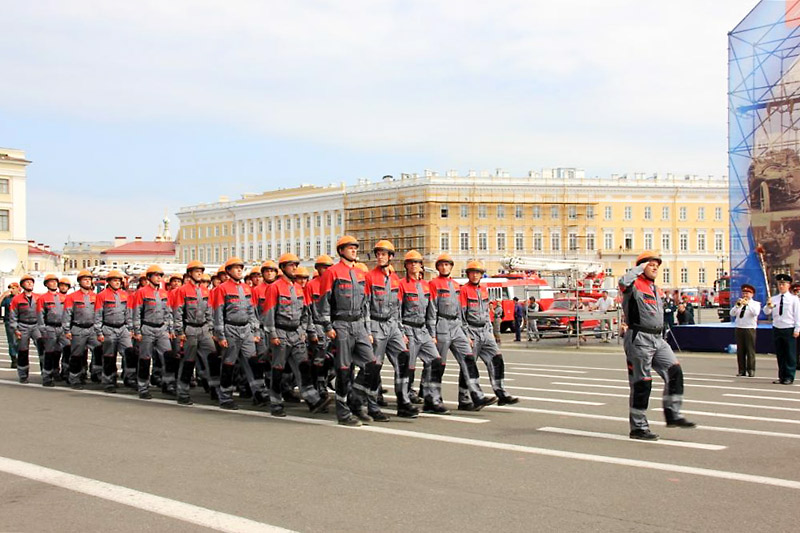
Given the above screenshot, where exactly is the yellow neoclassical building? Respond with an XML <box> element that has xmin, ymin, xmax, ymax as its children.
<box><xmin>178</xmin><ymin>169</ymin><xmax>729</xmax><ymax>290</ymax></box>
<box><xmin>0</xmin><ymin>148</ymin><xmax>30</xmax><ymax>275</ymax></box>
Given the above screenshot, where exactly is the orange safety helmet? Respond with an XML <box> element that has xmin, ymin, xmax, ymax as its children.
<box><xmin>354</xmin><ymin>262</ymin><xmax>369</xmax><ymax>272</ymax></box>
<box><xmin>248</xmin><ymin>267</ymin><xmax>261</xmax><ymax>278</ymax></box>
<box><xmin>217</xmin><ymin>265</ymin><xmax>226</xmax><ymax>275</ymax></box>
<box><xmin>44</xmin><ymin>274</ymin><xmax>59</xmax><ymax>282</ymax></box>
<box><xmin>295</xmin><ymin>266</ymin><xmax>310</xmax><ymax>278</ymax></box>
<box><xmin>186</xmin><ymin>260</ymin><xmax>205</xmax><ymax>272</ymax></box>
<box><xmin>465</xmin><ymin>260</ymin><xmax>485</xmax><ymax>272</ymax></box>
<box><xmin>168</xmin><ymin>273</ymin><xmax>183</xmax><ymax>282</ymax></box>
<box><xmin>77</xmin><ymin>269</ymin><xmax>94</xmax><ymax>280</ymax></box>
<box><xmin>201</xmin><ymin>273</ymin><xmax>212</xmax><ymax>282</ymax></box>
<box><xmin>435</xmin><ymin>253</ymin><xmax>454</xmax><ymax>266</ymax></box>
<box><xmin>373</xmin><ymin>240</ymin><xmax>395</xmax><ymax>255</ymax></box>
<box><xmin>278</xmin><ymin>253</ymin><xmax>300</xmax><ymax>266</ymax></box>
<box><xmin>224</xmin><ymin>257</ymin><xmax>244</xmax><ymax>270</ymax></box>
<box><xmin>145</xmin><ymin>265</ymin><xmax>164</xmax><ymax>277</ymax></box>
<box><xmin>58</xmin><ymin>277</ymin><xmax>71</xmax><ymax>285</ymax></box>
<box><xmin>336</xmin><ymin>235</ymin><xmax>359</xmax><ymax>250</ymax></box>
<box><xmin>404</xmin><ymin>250</ymin><xmax>423</xmax><ymax>263</ymax></box>
<box><xmin>314</xmin><ymin>254</ymin><xmax>334</xmax><ymax>267</ymax></box>
<box><xmin>635</xmin><ymin>251</ymin><xmax>662</xmax><ymax>266</ymax></box>
<box><xmin>20</xmin><ymin>274</ymin><xmax>34</xmax><ymax>283</ymax></box>
<box><xmin>106</xmin><ymin>270</ymin><xmax>124</xmax><ymax>280</ymax></box>
<box><xmin>261</xmin><ymin>260</ymin><xmax>278</xmax><ymax>272</ymax></box>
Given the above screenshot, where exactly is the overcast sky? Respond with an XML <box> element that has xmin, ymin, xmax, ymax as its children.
<box><xmin>0</xmin><ymin>0</ymin><xmax>757</xmax><ymax>248</ymax></box>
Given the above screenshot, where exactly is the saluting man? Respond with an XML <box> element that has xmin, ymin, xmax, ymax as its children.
<box><xmin>763</xmin><ymin>273</ymin><xmax>800</xmax><ymax>385</ymax></box>
<box><xmin>620</xmin><ymin>251</ymin><xmax>695</xmax><ymax>441</ymax></box>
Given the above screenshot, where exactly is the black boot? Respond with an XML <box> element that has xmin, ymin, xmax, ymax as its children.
<box><xmin>10</xmin><ymin>355</ymin><xmax>17</xmax><ymax>369</ymax></box>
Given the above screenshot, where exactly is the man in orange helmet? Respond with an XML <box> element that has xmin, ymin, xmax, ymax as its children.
<box><xmin>460</xmin><ymin>261</ymin><xmax>519</xmax><ymax>406</ymax></box>
<box><xmin>399</xmin><ymin>250</ymin><xmax>449</xmax><ymax>414</ymax></box>
<box><xmin>94</xmin><ymin>270</ymin><xmax>132</xmax><ymax>393</ymax></box>
<box><xmin>130</xmin><ymin>265</ymin><xmax>174</xmax><ymax>399</ymax></box>
<box><xmin>621</xmin><ymin>251</ymin><xmax>695</xmax><ymax>440</ymax></box>
<box><xmin>63</xmin><ymin>270</ymin><xmax>101</xmax><ymax>389</ymax></box>
<box><xmin>251</xmin><ymin>260</ymin><xmax>279</xmax><ymax>401</ymax></box>
<box><xmin>9</xmin><ymin>274</ymin><xmax>39</xmax><ymax>383</ymax></box>
<box><xmin>56</xmin><ymin>278</ymin><xmax>73</xmax><ymax>381</ymax></box>
<box><xmin>315</xmin><ymin>236</ymin><xmax>379</xmax><ymax>426</ymax></box>
<box><xmin>306</xmin><ymin>254</ymin><xmax>335</xmax><ymax>400</ymax></box>
<box><xmin>172</xmin><ymin>260</ymin><xmax>215</xmax><ymax>405</ymax></box>
<box><xmin>210</xmin><ymin>257</ymin><xmax>262</xmax><ymax>410</ymax></box>
<box><xmin>365</xmin><ymin>240</ymin><xmax>418</xmax><ymax>418</ymax></box>
<box><xmin>1</xmin><ymin>282</ymin><xmax>21</xmax><ymax>369</ymax></box>
<box><xmin>430</xmin><ymin>254</ymin><xmax>496</xmax><ymax>411</ymax></box>
<box><xmin>37</xmin><ymin>274</ymin><xmax>70</xmax><ymax>387</ymax></box>
<box><xmin>262</xmin><ymin>253</ymin><xmax>332</xmax><ymax>416</ymax></box>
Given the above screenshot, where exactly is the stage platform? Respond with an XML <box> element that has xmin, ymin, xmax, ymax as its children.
<box><xmin>666</xmin><ymin>323</ymin><xmax>776</xmax><ymax>354</ymax></box>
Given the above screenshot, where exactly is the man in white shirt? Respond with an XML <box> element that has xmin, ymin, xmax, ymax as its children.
<box><xmin>730</xmin><ymin>283</ymin><xmax>761</xmax><ymax>377</ymax></box>
<box><xmin>596</xmin><ymin>291</ymin><xmax>616</xmax><ymax>342</ymax></box>
<box><xmin>763</xmin><ymin>274</ymin><xmax>800</xmax><ymax>385</ymax></box>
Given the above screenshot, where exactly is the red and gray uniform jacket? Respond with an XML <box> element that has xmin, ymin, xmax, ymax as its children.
<box><xmin>365</xmin><ymin>267</ymin><xmax>401</xmax><ymax>323</ymax></box>
<box><xmin>10</xmin><ymin>292</ymin><xmax>39</xmax><ymax>331</ymax></box>
<box><xmin>94</xmin><ymin>287</ymin><xmax>130</xmax><ymax>330</ymax></box>
<box><xmin>315</xmin><ymin>261</ymin><xmax>370</xmax><ymax>333</ymax></box>
<box><xmin>131</xmin><ymin>284</ymin><xmax>173</xmax><ymax>335</ymax></box>
<box><xmin>398</xmin><ymin>276</ymin><xmax>437</xmax><ymax>336</ymax></box>
<box><xmin>430</xmin><ymin>275</ymin><xmax>468</xmax><ymax>327</ymax></box>
<box><xmin>37</xmin><ymin>290</ymin><xmax>66</xmax><ymax>328</ymax></box>
<box><xmin>262</xmin><ymin>276</ymin><xmax>311</xmax><ymax>339</ymax></box>
<box><xmin>210</xmin><ymin>279</ymin><xmax>258</xmax><ymax>339</ymax></box>
<box><xmin>619</xmin><ymin>264</ymin><xmax>664</xmax><ymax>333</ymax></box>
<box><xmin>460</xmin><ymin>282</ymin><xmax>491</xmax><ymax>327</ymax></box>
<box><xmin>171</xmin><ymin>281</ymin><xmax>212</xmax><ymax>336</ymax></box>
<box><xmin>63</xmin><ymin>290</ymin><xmax>98</xmax><ymax>332</ymax></box>
<box><xmin>305</xmin><ymin>276</ymin><xmax>326</xmax><ymax>338</ymax></box>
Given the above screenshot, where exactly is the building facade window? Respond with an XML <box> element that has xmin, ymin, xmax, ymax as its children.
<box><xmin>441</xmin><ymin>204</ymin><xmax>449</xmax><ymax>218</ymax></box>
<box><xmin>586</xmin><ymin>206</ymin><xmax>595</xmax><ymax>220</ymax></box>
<box><xmin>460</xmin><ymin>232</ymin><xmax>469</xmax><ymax>251</ymax></box>
<box><xmin>533</xmin><ymin>232</ymin><xmax>543</xmax><ymax>251</ymax></box>
<box><xmin>679</xmin><ymin>232</ymin><xmax>688</xmax><ymax>252</ymax></box>
<box><xmin>715</xmin><ymin>207</ymin><xmax>722</xmax><ymax>221</ymax></box>
<box><xmin>568</xmin><ymin>206</ymin><xmax>577</xmax><ymax>220</ymax></box>
<box><xmin>624</xmin><ymin>232</ymin><xmax>633</xmax><ymax>250</ymax></box>
<box><xmin>0</xmin><ymin>178</ymin><xmax>8</xmax><ymax>194</ymax></box>
<box><xmin>478</xmin><ymin>205</ymin><xmax>487</xmax><ymax>219</ymax></box>
<box><xmin>478</xmin><ymin>232</ymin><xmax>488</xmax><ymax>251</ymax></box>
<box><xmin>440</xmin><ymin>232</ymin><xmax>450</xmax><ymax>251</ymax></box>
<box><xmin>515</xmin><ymin>232</ymin><xmax>524</xmax><ymax>251</ymax></box>
<box><xmin>624</xmin><ymin>206</ymin><xmax>632</xmax><ymax>220</ymax></box>
<box><xmin>550</xmin><ymin>206</ymin><xmax>559</xmax><ymax>219</ymax></box>
<box><xmin>586</xmin><ymin>233</ymin><xmax>595</xmax><ymax>251</ymax></box>
<box><xmin>662</xmin><ymin>206</ymin><xmax>670</xmax><ymax>220</ymax></box>
<box><xmin>604</xmin><ymin>206</ymin><xmax>612</xmax><ymax>220</ymax></box>
<box><xmin>496</xmin><ymin>232</ymin><xmax>506</xmax><ymax>251</ymax></box>
<box><xmin>550</xmin><ymin>232</ymin><xmax>561</xmax><ymax>252</ymax></box>
<box><xmin>533</xmin><ymin>206</ymin><xmax>541</xmax><ymax>219</ymax></box>
<box><xmin>697</xmin><ymin>207</ymin><xmax>705</xmax><ymax>221</ymax></box>
<box><xmin>698</xmin><ymin>268</ymin><xmax>706</xmax><ymax>285</ymax></box>
<box><xmin>714</xmin><ymin>232</ymin><xmax>724</xmax><ymax>252</ymax></box>
<box><xmin>644</xmin><ymin>206</ymin><xmax>652</xmax><ymax>220</ymax></box>
<box><xmin>0</xmin><ymin>209</ymin><xmax>8</xmax><ymax>231</ymax></box>
<box><xmin>461</xmin><ymin>205</ymin><xmax>469</xmax><ymax>218</ymax></box>
<box><xmin>644</xmin><ymin>232</ymin><xmax>653</xmax><ymax>250</ymax></box>
<box><xmin>697</xmin><ymin>233</ymin><xmax>706</xmax><ymax>252</ymax></box>
<box><xmin>680</xmin><ymin>267</ymin><xmax>688</xmax><ymax>284</ymax></box>
<box><xmin>663</xmin><ymin>267</ymin><xmax>671</xmax><ymax>285</ymax></box>
<box><xmin>679</xmin><ymin>206</ymin><xmax>687</xmax><ymax>221</ymax></box>
<box><xmin>568</xmin><ymin>232</ymin><xmax>578</xmax><ymax>251</ymax></box>
<box><xmin>515</xmin><ymin>205</ymin><xmax>523</xmax><ymax>219</ymax></box>
<box><xmin>604</xmin><ymin>232</ymin><xmax>613</xmax><ymax>251</ymax></box>
<box><xmin>497</xmin><ymin>205</ymin><xmax>505</xmax><ymax>218</ymax></box>
<box><xmin>716</xmin><ymin>268</ymin><xmax>724</xmax><ymax>279</ymax></box>
<box><xmin>661</xmin><ymin>232</ymin><xmax>671</xmax><ymax>252</ymax></box>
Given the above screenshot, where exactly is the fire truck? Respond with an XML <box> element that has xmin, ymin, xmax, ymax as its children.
<box><xmin>714</xmin><ymin>275</ymin><xmax>731</xmax><ymax>322</ymax></box>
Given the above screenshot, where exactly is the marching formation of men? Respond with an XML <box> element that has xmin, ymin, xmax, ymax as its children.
<box><xmin>4</xmin><ymin>236</ymin><xmax>518</xmax><ymax>427</ymax></box>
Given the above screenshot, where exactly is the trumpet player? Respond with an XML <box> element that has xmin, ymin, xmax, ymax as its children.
<box><xmin>731</xmin><ymin>284</ymin><xmax>760</xmax><ymax>377</ymax></box>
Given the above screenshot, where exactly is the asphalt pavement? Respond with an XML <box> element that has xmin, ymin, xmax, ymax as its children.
<box><xmin>0</xmin><ymin>332</ymin><xmax>798</xmax><ymax>532</ymax></box>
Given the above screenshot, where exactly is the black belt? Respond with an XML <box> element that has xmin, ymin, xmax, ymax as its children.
<box><xmin>104</xmin><ymin>323</ymin><xmax>125</xmax><ymax>328</ymax></box>
<box><xmin>631</xmin><ymin>325</ymin><xmax>663</xmax><ymax>335</ymax></box>
<box><xmin>276</xmin><ymin>323</ymin><xmax>300</xmax><ymax>331</ymax></box>
<box><xmin>142</xmin><ymin>321</ymin><xmax>165</xmax><ymax>328</ymax></box>
<box><xmin>185</xmin><ymin>322</ymin><xmax>206</xmax><ymax>327</ymax></box>
<box><xmin>225</xmin><ymin>321</ymin><xmax>248</xmax><ymax>327</ymax></box>
<box><xmin>72</xmin><ymin>323</ymin><xmax>93</xmax><ymax>328</ymax></box>
<box><xmin>333</xmin><ymin>316</ymin><xmax>361</xmax><ymax>322</ymax></box>
<box><xmin>403</xmin><ymin>321</ymin><xmax>425</xmax><ymax>328</ymax></box>
<box><xmin>371</xmin><ymin>316</ymin><xmax>390</xmax><ymax>322</ymax></box>
<box><xmin>20</xmin><ymin>321</ymin><xmax>37</xmax><ymax>325</ymax></box>
<box><xmin>438</xmin><ymin>313</ymin><xmax>458</xmax><ymax>320</ymax></box>
<box><xmin>45</xmin><ymin>322</ymin><xmax>62</xmax><ymax>327</ymax></box>
<box><xmin>467</xmin><ymin>321</ymin><xmax>486</xmax><ymax>327</ymax></box>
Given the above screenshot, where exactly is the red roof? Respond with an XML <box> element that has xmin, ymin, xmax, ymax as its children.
<box><xmin>101</xmin><ymin>241</ymin><xmax>176</xmax><ymax>255</ymax></box>
<box><xmin>28</xmin><ymin>245</ymin><xmax>60</xmax><ymax>257</ymax></box>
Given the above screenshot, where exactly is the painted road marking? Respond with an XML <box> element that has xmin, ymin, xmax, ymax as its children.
<box><xmin>537</xmin><ymin>427</ymin><xmax>727</xmax><ymax>450</ymax></box>
<box><xmin>2</xmin><ymin>379</ymin><xmax>800</xmax><ymax>490</ymax></box>
<box><xmin>0</xmin><ymin>456</ymin><xmax>294</xmax><ymax>533</ymax></box>
<box><xmin>724</xmin><ymin>393</ymin><xmax>800</xmax><ymax>403</ymax></box>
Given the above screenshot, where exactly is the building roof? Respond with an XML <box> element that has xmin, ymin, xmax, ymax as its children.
<box><xmin>28</xmin><ymin>245</ymin><xmax>60</xmax><ymax>258</ymax></box>
<box><xmin>101</xmin><ymin>241</ymin><xmax>176</xmax><ymax>256</ymax></box>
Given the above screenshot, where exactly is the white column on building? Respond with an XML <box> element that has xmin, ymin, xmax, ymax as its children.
<box><xmin>261</xmin><ymin>217</ymin><xmax>268</xmax><ymax>262</ymax></box>
<box><xmin>234</xmin><ymin>217</ymin><xmax>240</xmax><ymax>258</ymax></box>
<box><xmin>309</xmin><ymin>212</ymin><xmax>316</xmax><ymax>258</ymax></box>
<box><xmin>289</xmin><ymin>213</ymin><xmax>295</xmax><ymax>255</ymax></box>
<box><xmin>300</xmin><ymin>211</ymin><xmax>306</xmax><ymax>259</ymax></box>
